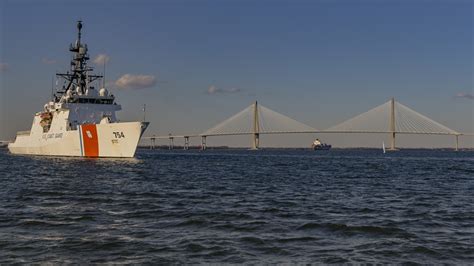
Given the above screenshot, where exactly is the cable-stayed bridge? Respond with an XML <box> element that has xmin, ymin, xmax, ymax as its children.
<box><xmin>144</xmin><ymin>98</ymin><xmax>471</xmax><ymax>150</ymax></box>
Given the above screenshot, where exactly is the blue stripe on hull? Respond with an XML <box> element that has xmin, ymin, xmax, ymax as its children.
<box><xmin>78</xmin><ymin>126</ymin><xmax>84</xmax><ymax>156</ymax></box>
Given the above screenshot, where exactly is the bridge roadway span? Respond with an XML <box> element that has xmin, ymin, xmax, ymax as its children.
<box><xmin>143</xmin><ymin>98</ymin><xmax>472</xmax><ymax>151</ymax></box>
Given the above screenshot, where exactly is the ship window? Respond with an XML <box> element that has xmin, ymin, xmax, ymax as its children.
<box><xmin>71</xmin><ymin>98</ymin><xmax>114</xmax><ymax>104</ymax></box>
<box><xmin>99</xmin><ymin>99</ymin><xmax>113</xmax><ymax>104</ymax></box>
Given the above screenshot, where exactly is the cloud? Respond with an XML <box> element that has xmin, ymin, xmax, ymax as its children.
<box><xmin>115</xmin><ymin>74</ymin><xmax>157</xmax><ymax>90</ymax></box>
<box><xmin>455</xmin><ymin>92</ymin><xmax>474</xmax><ymax>100</ymax></box>
<box><xmin>93</xmin><ymin>54</ymin><xmax>110</xmax><ymax>65</ymax></box>
<box><xmin>0</xmin><ymin>62</ymin><xmax>9</xmax><ymax>72</ymax></box>
<box><xmin>41</xmin><ymin>58</ymin><xmax>57</xmax><ymax>64</ymax></box>
<box><xmin>207</xmin><ymin>85</ymin><xmax>241</xmax><ymax>95</ymax></box>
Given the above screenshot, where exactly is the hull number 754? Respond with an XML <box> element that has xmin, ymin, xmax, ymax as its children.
<box><xmin>113</xmin><ymin>132</ymin><xmax>125</xmax><ymax>138</ymax></box>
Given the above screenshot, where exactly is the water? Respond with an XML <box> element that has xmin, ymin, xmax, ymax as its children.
<box><xmin>0</xmin><ymin>148</ymin><xmax>473</xmax><ymax>264</ymax></box>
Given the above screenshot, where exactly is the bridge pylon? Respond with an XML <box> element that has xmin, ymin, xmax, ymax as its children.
<box><xmin>201</xmin><ymin>136</ymin><xmax>207</xmax><ymax>150</ymax></box>
<box><xmin>387</xmin><ymin>97</ymin><xmax>398</xmax><ymax>151</ymax></box>
<box><xmin>201</xmin><ymin>100</ymin><xmax>317</xmax><ymax>149</ymax></box>
<box><xmin>251</xmin><ymin>101</ymin><xmax>260</xmax><ymax>150</ymax></box>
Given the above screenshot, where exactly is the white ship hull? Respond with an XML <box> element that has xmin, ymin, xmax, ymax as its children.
<box><xmin>8</xmin><ymin>122</ymin><xmax>148</xmax><ymax>158</ymax></box>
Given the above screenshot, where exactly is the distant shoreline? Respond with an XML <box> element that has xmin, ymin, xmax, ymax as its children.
<box><xmin>137</xmin><ymin>145</ymin><xmax>473</xmax><ymax>151</ymax></box>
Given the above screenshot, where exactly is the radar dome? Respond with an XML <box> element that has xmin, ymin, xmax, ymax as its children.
<box><xmin>99</xmin><ymin>88</ymin><xmax>109</xmax><ymax>97</ymax></box>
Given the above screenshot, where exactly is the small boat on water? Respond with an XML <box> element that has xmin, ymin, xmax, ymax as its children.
<box><xmin>312</xmin><ymin>139</ymin><xmax>331</xmax><ymax>150</ymax></box>
<box><xmin>0</xmin><ymin>141</ymin><xmax>10</xmax><ymax>148</ymax></box>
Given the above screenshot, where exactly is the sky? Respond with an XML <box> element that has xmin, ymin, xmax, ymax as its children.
<box><xmin>0</xmin><ymin>0</ymin><xmax>472</xmax><ymax>148</ymax></box>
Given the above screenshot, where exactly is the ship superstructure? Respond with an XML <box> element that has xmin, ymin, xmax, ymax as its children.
<box><xmin>8</xmin><ymin>21</ymin><xmax>149</xmax><ymax>157</ymax></box>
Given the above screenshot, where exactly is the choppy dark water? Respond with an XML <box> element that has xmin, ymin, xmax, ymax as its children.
<box><xmin>0</xmin><ymin>148</ymin><xmax>473</xmax><ymax>264</ymax></box>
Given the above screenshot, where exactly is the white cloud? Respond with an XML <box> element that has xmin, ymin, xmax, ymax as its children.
<box><xmin>207</xmin><ymin>85</ymin><xmax>218</xmax><ymax>94</ymax></box>
<box><xmin>207</xmin><ymin>85</ymin><xmax>241</xmax><ymax>95</ymax></box>
<box><xmin>455</xmin><ymin>92</ymin><xmax>474</xmax><ymax>100</ymax></box>
<box><xmin>115</xmin><ymin>74</ymin><xmax>157</xmax><ymax>90</ymax></box>
<box><xmin>0</xmin><ymin>62</ymin><xmax>9</xmax><ymax>72</ymax></box>
<box><xmin>93</xmin><ymin>54</ymin><xmax>110</xmax><ymax>65</ymax></box>
<box><xmin>41</xmin><ymin>58</ymin><xmax>57</xmax><ymax>64</ymax></box>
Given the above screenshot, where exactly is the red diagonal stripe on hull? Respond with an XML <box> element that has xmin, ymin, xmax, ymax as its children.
<box><xmin>81</xmin><ymin>124</ymin><xmax>99</xmax><ymax>157</ymax></box>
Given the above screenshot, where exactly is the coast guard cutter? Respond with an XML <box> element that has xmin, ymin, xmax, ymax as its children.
<box><xmin>8</xmin><ymin>21</ymin><xmax>149</xmax><ymax>157</ymax></box>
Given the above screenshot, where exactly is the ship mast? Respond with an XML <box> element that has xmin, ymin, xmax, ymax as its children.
<box><xmin>56</xmin><ymin>21</ymin><xmax>102</xmax><ymax>99</ymax></box>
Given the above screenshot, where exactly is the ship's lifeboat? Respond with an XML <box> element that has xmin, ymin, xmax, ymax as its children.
<box><xmin>39</xmin><ymin>112</ymin><xmax>53</xmax><ymax>132</ymax></box>
<box><xmin>40</xmin><ymin>112</ymin><xmax>52</xmax><ymax>119</ymax></box>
